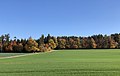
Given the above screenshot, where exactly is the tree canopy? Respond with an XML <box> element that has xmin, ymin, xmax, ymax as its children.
<box><xmin>0</xmin><ymin>33</ymin><xmax>120</xmax><ymax>53</ymax></box>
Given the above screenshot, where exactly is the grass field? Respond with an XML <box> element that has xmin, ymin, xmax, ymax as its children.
<box><xmin>0</xmin><ymin>53</ymin><xmax>27</xmax><ymax>58</ymax></box>
<box><xmin>0</xmin><ymin>49</ymin><xmax>120</xmax><ymax>76</ymax></box>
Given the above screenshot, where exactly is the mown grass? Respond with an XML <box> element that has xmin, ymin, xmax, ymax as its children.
<box><xmin>0</xmin><ymin>53</ymin><xmax>27</xmax><ymax>57</ymax></box>
<box><xmin>0</xmin><ymin>49</ymin><xmax>120</xmax><ymax>76</ymax></box>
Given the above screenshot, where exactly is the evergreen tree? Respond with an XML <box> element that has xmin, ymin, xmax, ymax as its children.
<box><xmin>38</xmin><ymin>34</ymin><xmax>45</xmax><ymax>46</ymax></box>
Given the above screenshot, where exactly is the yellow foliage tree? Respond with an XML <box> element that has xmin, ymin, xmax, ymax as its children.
<box><xmin>25</xmin><ymin>37</ymin><xmax>39</xmax><ymax>52</ymax></box>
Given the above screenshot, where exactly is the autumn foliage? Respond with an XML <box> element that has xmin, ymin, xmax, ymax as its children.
<box><xmin>0</xmin><ymin>33</ymin><xmax>120</xmax><ymax>53</ymax></box>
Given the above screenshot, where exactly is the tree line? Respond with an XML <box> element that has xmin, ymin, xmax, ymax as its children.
<box><xmin>0</xmin><ymin>33</ymin><xmax>120</xmax><ymax>53</ymax></box>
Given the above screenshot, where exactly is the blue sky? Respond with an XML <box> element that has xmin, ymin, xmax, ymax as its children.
<box><xmin>0</xmin><ymin>0</ymin><xmax>120</xmax><ymax>39</ymax></box>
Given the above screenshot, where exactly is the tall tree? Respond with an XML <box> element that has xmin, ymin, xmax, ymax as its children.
<box><xmin>81</xmin><ymin>38</ymin><xmax>89</xmax><ymax>48</ymax></box>
<box><xmin>48</xmin><ymin>39</ymin><xmax>56</xmax><ymax>49</ymax></box>
<box><xmin>57</xmin><ymin>38</ymin><xmax>66</xmax><ymax>49</ymax></box>
<box><xmin>25</xmin><ymin>37</ymin><xmax>39</xmax><ymax>52</ymax></box>
<box><xmin>39</xmin><ymin>34</ymin><xmax>44</xmax><ymax>46</ymax></box>
<box><xmin>108</xmin><ymin>36</ymin><xmax>116</xmax><ymax>48</ymax></box>
<box><xmin>44</xmin><ymin>34</ymin><xmax>51</xmax><ymax>43</ymax></box>
<box><xmin>102</xmin><ymin>35</ymin><xmax>109</xmax><ymax>48</ymax></box>
<box><xmin>89</xmin><ymin>38</ymin><xmax>97</xmax><ymax>48</ymax></box>
<box><xmin>5</xmin><ymin>34</ymin><xmax>10</xmax><ymax>43</ymax></box>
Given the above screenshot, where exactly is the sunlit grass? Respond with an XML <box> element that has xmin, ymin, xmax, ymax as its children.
<box><xmin>0</xmin><ymin>49</ymin><xmax>120</xmax><ymax>76</ymax></box>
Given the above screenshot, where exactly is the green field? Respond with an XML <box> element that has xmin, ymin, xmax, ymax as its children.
<box><xmin>0</xmin><ymin>53</ymin><xmax>27</xmax><ymax>58</ymax></box>
<box><xmin>0</xmin><ymin>49</ymin><xmax>120</xmax><ymax>76</ymax></box>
